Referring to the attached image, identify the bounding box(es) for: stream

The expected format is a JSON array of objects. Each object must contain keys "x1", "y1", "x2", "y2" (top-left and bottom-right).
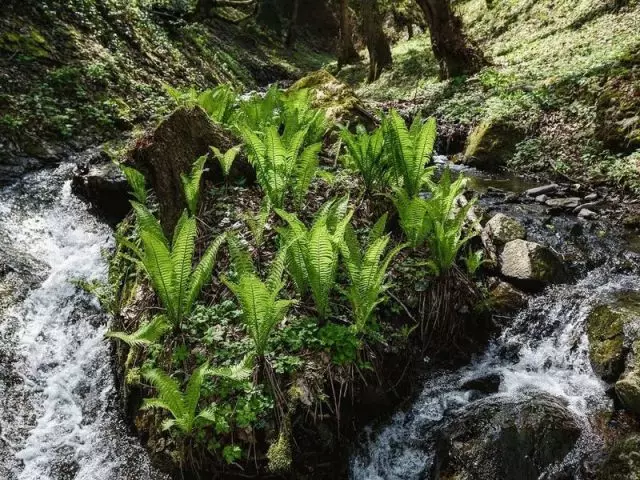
[
  {"x1": 1, "y1": 159, "x2": 639, "y2": 479},
  {"x1": 0, "y1": 163, "x2": 164, "y2": 479}
]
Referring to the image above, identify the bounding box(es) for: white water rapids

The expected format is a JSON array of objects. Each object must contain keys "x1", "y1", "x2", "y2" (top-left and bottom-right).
[
  {"x1": 351, "y1": 267, "x2": 640, "y2": 479},
  {"x1": 0, "y1": 164, "x2": 164, "y2": 480}
]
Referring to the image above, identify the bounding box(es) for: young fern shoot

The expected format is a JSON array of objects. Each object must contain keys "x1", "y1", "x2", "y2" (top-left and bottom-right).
[{"x1": 181, "y1": 154, "x2": 207, "y2": 215}]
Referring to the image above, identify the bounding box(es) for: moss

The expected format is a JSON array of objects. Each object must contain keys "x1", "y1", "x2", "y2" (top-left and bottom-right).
[
  {"x1": 597, "y1": 434, "x2": 640, "y2": 480},
  {"x1": 587, "y1": 305, "x2": 627, "y2": 382},
  {"x1": 267, "y1": 421, "x2": 292, "y2": 474},
  {"x1": 464, "y1": 119, "x2": 527, "y2": 170},
  {"x1": 0, "y1": 28, "x2": 51, "y2": 58}
]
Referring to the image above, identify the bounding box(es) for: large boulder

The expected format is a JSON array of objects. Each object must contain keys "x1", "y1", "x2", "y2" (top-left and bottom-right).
[
  {"x1": 288, "y1": 70, "x2": 376, "y2": 128},
  {"x1": 489, "y1": 280, "x2": 529, "y2": 314},
  {"x1": 616, "y1": 372, "x2": 640, "y2": 415},
  {"x1": 500, "y1": 239, "x2": 564, "y2": 289},
  {"x1": 463, "y1": 118, "x2": 526, "y2": 171},
  {"x1": 484, "y1": 213, "x2": 526, "y2": 246},
  {"x1": 71, "y1": 159, "x2": 130, "y2": 224},
  {"x1": 586, "y1": 295, "x2": 640, "y2": 383},
  {"x1": 432, "y1": 394, "x2": 582, "y2": 480},
  {"x1": 128, "y1": 106, "x2": 253, "y2": 236}
]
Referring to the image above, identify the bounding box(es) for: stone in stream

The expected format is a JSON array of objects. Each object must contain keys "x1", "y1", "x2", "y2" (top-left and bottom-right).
[
  {"x1": 586, "y1": 297, "x2": 640, "y2": 383},
  {"x1": 72, "y1": 159, "x2": 130, "y2": 224},
  {"x1": 578, "y1": 208, "x2": 599, "y2": 220},
  {"x1": 500, "y1": 239, "x2": 564, "y2": 289},
  {"x1": 535, "y1": 194, "x2": 549, "y2": 203},
  {"x1": 584, "y1": 193, "x2": 599, "y2": 202},
  {"x1": 463, "y1": 119, "x2": 526, "y2": 171},
  {"x1": 488, "y1": 281, "x2": 529, "y2": 313},
  {"x1": 484, "y1": 213, "x2": 526, "y2": 245},
  {"x1": 545, "y1": 197, "x2": 581, "y2": 209},
  {"x1": 128, "y1": 106, "x2": 254, "y2": 236},
  {"x1": 460, "y1": 373, "x2": 501, "y2": 394},
  {"x1": 0, "y1": 243, "x2": 48, "y2": 314},
  {"x1": 432, "y1": 394, "x2": 581, "y2": 480},
  {"x1": 525, "y1": 183, "x2": 559, "y2": 197}
]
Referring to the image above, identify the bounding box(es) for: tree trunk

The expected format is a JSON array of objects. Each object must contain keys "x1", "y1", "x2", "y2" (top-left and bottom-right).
[
  {"x1": 284, "y1": 0, "x2": 300, "y2": 47},
  {"x1": 407, "y1": 23, "x2": 414, "y2": 38},
  {"x1": 361, "y1": 0, "x2": 392, "y2": 82},
  {"x1": 337, "y1": 0, "x2": 360, "y2": 68},
  {"x1": 415, "y1": 0, "x2": 485, "y2": 79}
]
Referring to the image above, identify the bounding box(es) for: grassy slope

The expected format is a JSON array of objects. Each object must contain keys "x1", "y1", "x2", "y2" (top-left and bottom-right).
[
  {"x1": 336, "y1": 0, "x2": 640, "y2": 191},
  {"x1": 0, "y1": 0, "x2": 331, "y2": 158}
]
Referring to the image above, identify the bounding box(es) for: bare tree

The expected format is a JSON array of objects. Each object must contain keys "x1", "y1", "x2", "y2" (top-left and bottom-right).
[
  {"x1": 415, "y1": 0, "x2": 485, "y2": 79},
  {"x1": 337, "y1": 0, "x2": 360, "y2": 68}
]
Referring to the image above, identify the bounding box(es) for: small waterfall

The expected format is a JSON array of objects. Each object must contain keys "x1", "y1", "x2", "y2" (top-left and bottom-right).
[
  {"x1": 351, "y1": 267, "x2": 640, "y2": 479},
  {"x1": 0, "y1": 164, "x2": 165, "y2": 480}
]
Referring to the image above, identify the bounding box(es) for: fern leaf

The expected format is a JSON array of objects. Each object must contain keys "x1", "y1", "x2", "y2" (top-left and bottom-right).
[{"x1": 187, "y1": 233, "x2": 226, "y2": 311}]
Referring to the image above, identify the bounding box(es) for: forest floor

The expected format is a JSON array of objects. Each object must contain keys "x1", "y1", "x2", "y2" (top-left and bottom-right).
[{"x1": 335, "y1": 0, "x2": 640, "y2": 194}]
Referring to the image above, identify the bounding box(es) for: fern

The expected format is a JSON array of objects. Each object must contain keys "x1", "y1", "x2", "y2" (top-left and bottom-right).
[
  {"x1": 276, "y1": 197, "x2": 353, "y2": 320},
  {"x1": 125, "y1": 169, "x2": 226, "y2": 326},
  {"x1": 197, "y1": 84, "x2": 237, "y2": 125},
  {"x1": 223, "y1": 243, "x2": 296, "y2": 357},
  {"x1": 340, "y1": 125, "x2": 389, "y2": 192},
  {"x1": 238, "y1": 124, "x2": 321, "y2": 208},
  {"x1": 422, "y1": 168, "x2": 477, "y2": 275},
  {"x1": 391, "y1": 189, "x2": 430, "y2": 248},
  {"x1": 122, "y1": 166, "x2": 148, "y2": 204},
  {"x1": 106, "y1": 314, "x2": 171, "y2": 347},
  {"x1": 383, "y1": 110, "x2": 436, "y2": 198},
  {"x1": 180, "y1": 155, "x2": 207, "y2": 215},
  {"x1": 211, "y1": 145, "x2": 242, "y2": 179},
  {"x1": 243, "y1": 200, "x2": 271, "y2": 249},
  {"x1": 141, "y1": 360, "x2": 251, "y2": 436},
  {"x1": 341, "y1": 218, "x2": 405, "y2": 333}
]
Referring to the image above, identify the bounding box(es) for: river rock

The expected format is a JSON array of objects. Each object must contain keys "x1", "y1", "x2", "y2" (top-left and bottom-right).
[
  {"x1": 596, "y1": 433, "x2": 640, "y2": 480},
  {"x1": 463, "y1": 119, "x2": 526, "y2": 171},
  {"x1": 460, "y1": 373, "x2": 501, "y2": 394},
  {"x1": 489, "y1": 281, "x2": 529, "y2": 313},
  {"x1": 128, "y1": 106, "x2": 253, "y2": 236},
  {"x1": 0, "y1": 243, "x2": 47, "y2": 314},
  {"x1": 484, "y1": 213, "x2": 526, "y2": 245},
  {"x1": 71, "y1": 160, "x2": 130, "y2": 223},
  {"x1": 500, "y1": 239, "x2": 564, "y2": 288},
  {"x1": 545, "y1": 197, "x2": 581, "y2": 209},
  {"x1": 525, "y1": 184, "x2": 559, "y2": 197},
  {"x1": 578, "y1": 208, "x2": 598, "y2": 220},
  {"x1": 616, "y1": 372, "x2": 640, "y2": 415},
  {"x1": 432, "y1": 394, "x2": 581, "y2": 480},
  {"x1": 584, "y1": 193, "x2": 599, "y2": 202},
  {"x1": 535, "y1": 194, "x2": 548, "y2": 203}
]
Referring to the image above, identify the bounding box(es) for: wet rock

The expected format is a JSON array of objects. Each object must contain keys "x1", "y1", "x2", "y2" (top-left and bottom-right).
[
  {"x1": 71, "y1": 160, "x2": 130, "y2": 224},
  {"x1": 460, "y1": 373, "x2": 501, "y2": 394},
  {"x1": 489, "y1": 281, "x2": 529, "y2": 313},
  {"x1": 578, "y1": 208, "x2": 598, "y2": 220},
  {"x1": 584, "y1": 193, "x2": 599, "y2": 202},
  {"x1": 500, "y1": 239, "x2": 564, "y2": 289},
  {"x1": 288, "y1": 70, "x2": 376, "y2": 128},
  {"x1": 586, "y1": 300, "x2": 640, "y2": 382},
  {"x1": 0, "y1": 243, "x2": 47, "y2": 314},
  {"x1": 128, "y1": 106, "x2": 253, "y2": 235},
  {"x1": 485, "y1": 213, "x2": 526, "y2": 245},
  {"x1": 616, "y1": 372, "x2": 640, "y2": 415},
  {"x1": 545, "y1": 197, "x2": 581, "y2": 209},
  {"x1": 535, "y1": 194, "x2": 549, "y2": 203},
  {"x1": 432, "y1": 394, "x2": 582, "y2": 480},
  {"x1": 623, "y1": 214, "x2": 640, "y2": 230},
  {"x1": 596, "y1": 433, "x2": 640, "y2": 480},
  {"x1": 525, "y1": 184, "x2": 559, "y2": 197},
  {"x1": 463, "y1": 119, "x2": 526, "y2": 171}
]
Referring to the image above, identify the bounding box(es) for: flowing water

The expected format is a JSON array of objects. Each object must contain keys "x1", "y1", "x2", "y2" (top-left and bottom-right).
[
  {"x1": 351, "y1": 263, "x2": 640, "y2": 479},
  {"x1": 0, "y1": 164, "x2": 164, "y2": 480}
]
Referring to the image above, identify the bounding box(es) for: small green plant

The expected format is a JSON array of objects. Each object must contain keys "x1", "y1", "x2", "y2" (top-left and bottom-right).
[
  {"x1": 223, "y1": 239, "x2": 297, "y2": 359},
  {"x1": 210, "y1": 145, "x2": 242, "y2": 180},
  {"x1": 340, "y1": 125, "x2": 389, "y2": 192},
  {"x1": 181, "y1": 155, "x2": 207, "y2": 215},
  {"x1": 463, "y1": 249, "x2": 486, "y2": 275},
  {"x1": 239, "y1": 124, "x2": 321, "y2": 208},
  {"x1": 341, "y1": 215, "x2": 406, "y2": 333},
  {"x1": 141, "y1": 361, "x2": 251, "y2": 436},
  {"x1": 165, "y1": 84, "x2": 237, "y2": 125},
  {"x1": 276, "y1": 197, "x2": 353, "y2": 320},
  {"x1": 383, "y1": 110, "x2": 437, "y2": 198},
  {"x1": 106, "y1": 314, "x2": 171, "y2": 347}
]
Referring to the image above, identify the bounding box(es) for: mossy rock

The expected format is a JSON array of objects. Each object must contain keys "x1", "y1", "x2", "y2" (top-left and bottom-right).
[
  {"x1": 463, "y1": 119, "x2": 526, "y2": 171},
  {"x1": 597, "y1": 433, "x2": 640, "y2": 480},
  {"x1": 587, "y1": 292, "x2": 640, "y2": 383},
  {"x1": 0, "y1": 28, "x2": 51, "y2": 59},
  {"x1": 288, "y1": 70, "x2": 375, "y2": 128}
]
